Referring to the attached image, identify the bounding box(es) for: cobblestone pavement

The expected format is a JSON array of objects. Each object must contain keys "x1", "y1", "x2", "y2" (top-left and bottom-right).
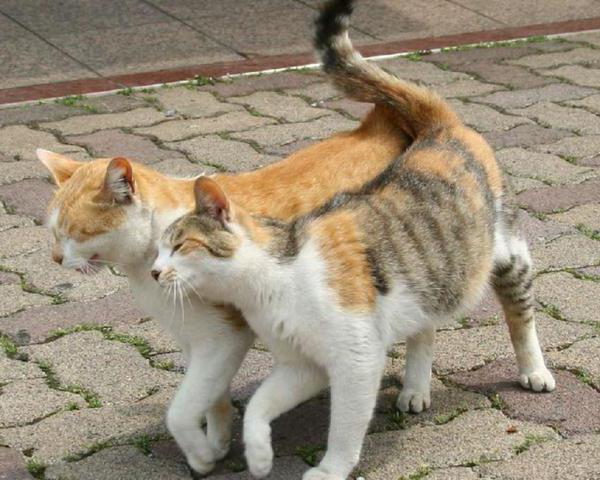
[{"x1": 1, "y1": 33, "x2": 600, "y2": 480}]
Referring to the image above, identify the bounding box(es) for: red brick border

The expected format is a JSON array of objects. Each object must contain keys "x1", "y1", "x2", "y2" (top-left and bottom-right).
[{"x1": 2, "y1": 17, "x2": 600, "y2": 105}]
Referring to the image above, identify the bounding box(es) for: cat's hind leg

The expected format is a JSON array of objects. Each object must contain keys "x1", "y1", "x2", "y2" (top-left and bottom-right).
[
  {"x1": 397, "y1": 325, "x2": 435, "y2": 413},
  {"x1": 493, "y1": 223, "x2": 555, "y2": 392},
  {"x1": 244, "y1": 362, "x2": 328, "y2": 478}
]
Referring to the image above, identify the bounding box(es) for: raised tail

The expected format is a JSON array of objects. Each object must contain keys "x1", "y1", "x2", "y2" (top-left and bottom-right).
[{"x1": 315, "y1": 0, "x2": 460, "y2": 139}]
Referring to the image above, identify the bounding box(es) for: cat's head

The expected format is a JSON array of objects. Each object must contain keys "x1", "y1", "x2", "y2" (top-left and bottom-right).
[
  {"x1": 152, "y1": 177, "x2": 252, "y2": 299},
  {"x1": 38, "y1": 149, "x2": 154, "y2": 273}
]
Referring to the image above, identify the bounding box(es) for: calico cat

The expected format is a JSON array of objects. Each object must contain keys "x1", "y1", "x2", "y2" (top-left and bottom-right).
[
  {"x1": 152, "y1": 1, "x2": 555, "y2": 478},
  {"x1": 37, "y1": 46, "x2": 413, "y2": 477}
]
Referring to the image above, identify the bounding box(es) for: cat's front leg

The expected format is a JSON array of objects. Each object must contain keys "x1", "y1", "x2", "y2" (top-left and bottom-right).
[
  {"x1": 305, "y1": 351, "x2": 386, "y2": 480},
  {"x1": 168, "y1": 329, "x2": 253, "y2": 474},
  {"x1": 397, "y1": 326, "x2": 435, "y2": 413},
  {"x1": 244, "y1": 363, "x2": 327, "y2": 478}
]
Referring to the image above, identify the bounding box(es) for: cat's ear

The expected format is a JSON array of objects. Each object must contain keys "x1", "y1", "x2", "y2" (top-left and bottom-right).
[
  {"x1": 36, "y1": 149, "x2": 83, "y2": 186},
  {"x1": 102, "y1": 157, "x2": 135, "y2": 204},
  {"x1": 194, "y1": 177, "x2": 230, "y2": 224}
]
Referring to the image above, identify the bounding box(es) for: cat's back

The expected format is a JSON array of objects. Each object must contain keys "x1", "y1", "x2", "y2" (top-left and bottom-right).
[{"x1": 305, "y1": 124, "x2": 500, "y2": 318}]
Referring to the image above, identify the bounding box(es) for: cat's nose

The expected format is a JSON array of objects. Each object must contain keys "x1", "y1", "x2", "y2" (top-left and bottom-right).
[
  {"x1": 151, "y1": 269, "x2": 161, "y2": 281},
  {"x1": 52, "y1": 252, "x2": 64, "y2": 265}
]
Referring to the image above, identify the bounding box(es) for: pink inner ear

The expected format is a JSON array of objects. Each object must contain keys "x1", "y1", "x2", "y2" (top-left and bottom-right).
[
  {"x1": 194, "y1": 177, "x2": 230, "y2": 222},
  {"x1": 109, "y1": 157, "x2": 135, "y2": 193}
]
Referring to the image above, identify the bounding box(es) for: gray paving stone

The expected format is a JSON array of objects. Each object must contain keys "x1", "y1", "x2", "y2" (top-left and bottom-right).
[
  {"x1": 150, "y1": 87, "x2": 242, "y2": 118},
  {"x1": 41, "y1": 108, "x2": 166, "y2": 135},
  {"x1": 0, "y1": 284, "x2": 52, "y2": 317},
  {"x1": 166, "y1": 135, "x2": 279, "y2": 171},
  {"x1": 321, "y1": 99, "x2": 373, "y2": 119},
  {"x1": 532, "y1": 234, "x2": 600, "y2": 273},
  {"x1": 568, "y1": 30, "x2": 600, "y2": 47},
  {"x1": 508, "y1": 48, "x2": 600, "y2": 69},
  {"x1": 75, "y1": 94, "x2": 147, "y2": 114},
  {"x1": 510, "y1": 101, "x2": 600, "y2": 134},
  {"x1": 358, "y1": 409, "x2": 557, "y2": 480},
  {"x1": 0, "y1": 178, "x2": 55, "y2": 222},
  {"x1": 25, "y1": 331, "x2": 180, "y2": 406},
  {"x1": 0, "y1": 160, "x2": 53, "y2": 185},
  {"x1": 135, "y1": 111, "x2": 276, "y2": 142},
  {"x1": 565, "y1": 93, "x2": 600, "y2": 114},
  {"x1": 286, "y1": 82, "x2": 340, "y2": 102},
  {"x1": 0, "y1": 103, "x2": 91, "y2": 127},
  {"x1": 2, "y1": 386, "x2": 174, "y2": 463},
  {"x1": 505, "y1": 175, "x2": 547, "y2": 195},
  {"x1": 65, "y1": 129, "x2": 183, "y2": 164},
  {"x1": 45, "y1": 445, "x2": 192, "y2": 480},
  {"x1": 117, "y1": 319, "x2": 179, "y2": 355},
  {"x1": 516, "y1": 210, "x2": 574, "y2": 247},
  {"x1": 432, "y1": 314, "x2": 593, "y2": 374},
  {"x1": 549, "y1": 204, "x2": 600, "y2": 230},
  {"x1": 517, "y1": 179, "x2": 600, "y2": 213},
  {"x1": 449, "y1": 100, "x2": 531, "y2": 132},
  {"x1": 533, "y1": 134, "x2": 600, "y2": 160},
  {"x1": 435, "y1": 79, "x2": 505, "y2": 99},
  {"x1": 541, "y1": 64, "x2": 600, "y2": 87},
  {"x1": 211, "y1": 455, "x2": 308, "y2": 479},
  {"x1": 0, "y1": 290, "x2": 141, "y2": 346},
  {"x1": 423, "y1": 45, "x2": 544, "y2": 70},
  {"x1": 230, "y1": 114, "x2": 359, "y2": 147},
  {"x1": 0, "y1": 447, "x2": 33, "y2": 480},
  {"x1": 0, "y1": 378, "x2": 86, "y2": 428},
  {"x1": 496, "y1": 148, "x2": 594, "y2": 185},
  {"x1": 1, "y1": 247, "x2": 128, "y2": 302},
  {"x1": 378, "y1": 57, "x2": 471, "y2": 85},
  {"x1": 0, "y1": 125, "x2": 84, "y2": 162},
  {"x1": 231, "y1": 348, "x2": 273, "y2": 402},
  {"x1": 483, "y1": 124, "x2": 571, "y2": 150},
  {"x1": 427, "y1": 467, "x2": 479, "y2": 480},
  {"x1": 151, "y1": 157, "x2": 215, "y2": 177},
  {"x1": 452, "y1": 62, "x2": 556, "y2": 89},
  {"x1": 0, "y1": 270, "x2": 20, "y2": 285},
  {"x1": 0, "y1": 351, "x2": 44, "y2": 383},
  {"x1": 475, "y1": 84, "x2": 595, "y2": 109},
  {"x1": 450, "y1": 360, "x2": 600, "y2": 436},
  {"x1": 0, "y1": 209, "x2": 34, "y2": 233},
  {"x1": 0, "y1": 225, "x2": 50, "y2": 258},
  {"x1": 535, "y1": 272, "x2": 600, "y2": 324},
  {"x1": 547, "y1": 338, "x2": 600, "y2": 389},
  {"x1": 201, "y1": 72, "x2": 322, "y2": 98},
  {"x1": 478, "y1": 434, "x2": 600, "y2": 480},
  {"x1": 229, "y1": 91, "x2": 332, "y2": 123}
]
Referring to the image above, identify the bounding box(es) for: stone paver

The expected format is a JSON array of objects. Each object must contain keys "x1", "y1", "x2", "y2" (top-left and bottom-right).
[
  {"x1": 24, "y1": 331, "x2": 180, "y2": 406},
  {"x1": 478, "y1": 434, "x2": 600, "y2": 480},
  {"x1": 432, "y1": 313, "x2": 593, "y2": 374},
  {"x1": 41, "y1": 108, "x2": 166, "y2": 135},
  {"x1": 449, "y1": 100, "x2": 531, "y2": 132},
  {"x1": 536, "y1": 272, "x2": 600, "y2": 324},
  {"x1": 0, "y1": 378, "x2": 86, "y2": 428},
  {"x1": 166, "y1": 135, "x2": 279, "y2": 171},
  {"x1": 1, "y1": 38, "x2": 599, "y2": 479},
  {"x1": 151, "y1": 88, "x2": 243, "y2": 118},
  {"x1": 65, "y1": 129, "x2": 184, "y2": 163},
  {"x1": 45, "y1": 445, "x2": 192, "y2": 480},
  {"x1": 0, "y1": 447, "x2": 33, "y2": 480},
  {"x1": 229, "y1": 91, "x2": 333, "y2": 122},
  {"x1": 358, "y1": 409, "x2": 557, "y2": 479},
  {"x1": 541, "y1": 65, "x2": 600, "y2": 87},
  {"x1": 495, "y1": 148, "x2": 595, "y2": 185},
  {"x1": 135, "y1": 111, "x2": 276, "y2": 142},
  {"x1": 450, "y1": 360, "x2": 600, "y2": 436},
  {"x1": 510, "y1": 101, "x2": 600, "y2": 134}
]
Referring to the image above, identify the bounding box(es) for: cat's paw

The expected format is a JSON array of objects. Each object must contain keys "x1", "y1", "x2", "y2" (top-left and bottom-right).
[
  {"x1": 245, "y1": 438, "x2": 273, "y2": 478},
  {"x1": 187, "y1": 455, "x2": 216, "y2": 476},
  {"x1": 302, "y1": 467, "x2": 344, "y2": 480},
  {"x1": 519, "y1": 368, "x2": 556, "y2": 392},
  {"x1": 397, "y1": 388, "x2": 431, "y2": 413}
]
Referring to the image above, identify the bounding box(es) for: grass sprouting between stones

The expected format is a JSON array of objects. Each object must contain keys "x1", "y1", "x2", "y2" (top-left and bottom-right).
[
  {"x1": 37, "y1": 359, "x2": 102, "y2": 408},
  {"x1": 26, "y1": 458, "x2": 46, "y2": 479}
]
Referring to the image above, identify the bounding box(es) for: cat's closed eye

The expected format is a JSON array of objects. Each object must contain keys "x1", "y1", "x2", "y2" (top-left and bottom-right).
[{"x1": 172, "y1": 243, "x2": 183, "y2": 255}]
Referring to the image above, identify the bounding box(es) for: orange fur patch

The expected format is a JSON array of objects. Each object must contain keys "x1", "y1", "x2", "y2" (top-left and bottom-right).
[{"x1": 309, "y1": 211, "x2": 376, "y2": 312}]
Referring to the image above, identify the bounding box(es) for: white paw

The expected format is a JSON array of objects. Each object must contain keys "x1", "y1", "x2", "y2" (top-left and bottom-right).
[
  {"x1": 397, "y1": 388, "x2": 431, "y2": 413},
  {"x1": 211, "y1": 441, "x2": 230, "y2": 462},
  {"x1": 245, "y1": 438, "x2": 273, "y2": 478},
  {"x1": 302, "y1": 467, "x2": 344, "y2": 480},
  {"x1": 187, "y1": 455, "x2": 216, "y2": 475},
  {"x1": 208, "y1": 429, "x2": 231, "y2": 461},
  {"x1": 519, "y1": 368, "x2": 556, "y2": 392}
]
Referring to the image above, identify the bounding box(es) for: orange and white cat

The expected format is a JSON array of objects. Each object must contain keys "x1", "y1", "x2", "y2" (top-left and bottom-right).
[
  {"x1": 38, "y1": 76, "x2": 411, "y2": 475},
  {"x1": 152, "y1": 1, "x2": 555, "y2": 479}
]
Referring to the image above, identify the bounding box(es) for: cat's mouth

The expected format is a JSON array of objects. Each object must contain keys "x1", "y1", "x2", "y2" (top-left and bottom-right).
[{"x1": 76, "y1": 254, "x2": 102, "y2": 274}]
